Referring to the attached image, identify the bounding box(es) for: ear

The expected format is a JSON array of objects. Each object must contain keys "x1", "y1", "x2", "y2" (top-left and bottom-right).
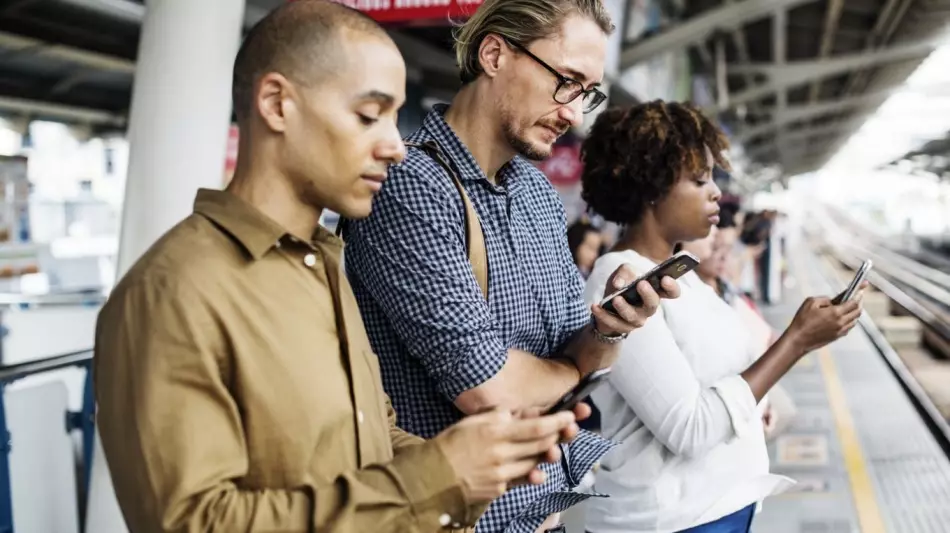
[
  {"x1": 478, "y1": 33, "x2": 508, "y2": 79},
  {"x1": 255, "y1": 72, "x2": 293, "y2": 133}
]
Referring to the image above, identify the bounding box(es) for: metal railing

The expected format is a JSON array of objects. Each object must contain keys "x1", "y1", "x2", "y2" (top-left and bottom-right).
[
  {"x1": 0, "y1": 349, "x2": 94, "y2": 533},
  {"x1": 0, "y1": 291, "x2": 105, "y2": 309},
  {"x1": 810, "y1": 208, "x2": 950, "y2": 457}
]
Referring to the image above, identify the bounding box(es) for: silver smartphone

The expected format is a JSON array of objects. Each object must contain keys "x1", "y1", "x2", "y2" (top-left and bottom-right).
[{"x1": 832, "y1": 259, "x2": 872, "y2": 305}]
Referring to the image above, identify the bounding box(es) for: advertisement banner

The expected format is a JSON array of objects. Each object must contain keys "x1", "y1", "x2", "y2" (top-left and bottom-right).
[
  {"x1": 223, "y1": 124, "x2": 239, "y2": 187},
  {"x1": 536, "y1": 136, "x2": 587, "y2": 223},
  {"x1": 327, "y1": 0, "x2": 483, "y2": 23},
  {"x1": 537, "y1": 139, "x2": 583, "y2": 187}
]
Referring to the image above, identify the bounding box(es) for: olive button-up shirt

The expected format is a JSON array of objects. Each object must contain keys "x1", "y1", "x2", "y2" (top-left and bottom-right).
[{"x1": 94, "y1": 189, "x2": 477, "y2": 532}]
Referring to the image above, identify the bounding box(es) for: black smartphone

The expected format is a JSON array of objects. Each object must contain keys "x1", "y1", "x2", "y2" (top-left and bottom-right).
[
  {"x1": 544, "y1": 368, "x2": 612, "y2": 415},
  {"x1": 600, "y1": 250, "x2": 700, "y2": 314},
  {"x1": 831, "y1": 259, "x2": 872, "y2": 305}
]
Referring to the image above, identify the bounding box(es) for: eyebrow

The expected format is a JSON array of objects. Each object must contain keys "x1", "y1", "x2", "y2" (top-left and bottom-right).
[
  {"x1": 355, "y1": 90, "x2": 395, "y2": 106},
  {"x1": 560, "y1": 65, "x2": 601, "y2": 88}
]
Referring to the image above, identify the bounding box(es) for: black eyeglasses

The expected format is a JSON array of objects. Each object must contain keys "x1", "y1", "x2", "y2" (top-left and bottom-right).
[{"x1": 506, "y1": 39, "x2": 607, "y2": 114}]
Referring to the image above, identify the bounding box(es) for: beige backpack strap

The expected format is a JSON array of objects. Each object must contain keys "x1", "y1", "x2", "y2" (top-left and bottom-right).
[
  {"x1": 407, "y1": 141, "x2": 489, "y2": 300},
  {"x1": 448, "y1": 168, "x2": 489, "y2": 300}
]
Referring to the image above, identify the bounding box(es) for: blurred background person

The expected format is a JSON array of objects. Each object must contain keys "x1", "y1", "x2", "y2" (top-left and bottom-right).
[
  {"x1": 688, "y1": 214, "x2": 797, "y2": 441},
  {"x1": 567, "y1": 216, "x2": 605, "y2": 280}
]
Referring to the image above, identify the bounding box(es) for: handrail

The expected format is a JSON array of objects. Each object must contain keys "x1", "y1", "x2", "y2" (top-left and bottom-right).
[
  {"x1": 822, "y1": 205, "x2": 950, "y2": 289},
  {"x1": 0, "y1": 349, "x2": 93, "y2": 384},
  {"x1": 816, "y1": 222, "x2": 950, "y2": 346},
  {"x1": 0, "y1": 291, "x2": 105, "y2": 307},
  {"x1": 812, "y1": 248, "x2": 950, "y2": 457},
  {"x1": 838, "y1": 243, "x2": 950, "y2": 321}
]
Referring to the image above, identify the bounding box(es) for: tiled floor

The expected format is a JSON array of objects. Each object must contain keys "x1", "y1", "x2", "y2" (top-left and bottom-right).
[{"x1": 560, "y1": 244, "x2": 950, "y2": 532}]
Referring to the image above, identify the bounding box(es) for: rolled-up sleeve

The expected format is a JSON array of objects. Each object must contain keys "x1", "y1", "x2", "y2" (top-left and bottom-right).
[
  {"x1": 344, "y1": 163, "x2": 507, "y2": 401},
  {"x1": 94, "y1": 276, "x2": 474, "y2": 532}
]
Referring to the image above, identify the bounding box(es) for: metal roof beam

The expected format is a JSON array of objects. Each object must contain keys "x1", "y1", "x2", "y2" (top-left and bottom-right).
[
  {"x1": 56, "y1": 0, "x2": 269, "y2": 29},
  {"x1": 619, "y1": 0, "x2": 818, "y2": 69},
  {"x1": 746, "y1": 118, "x2": 866, "y2": 157},
  {"x1": 809, "y1": 0, "x2": 846, "y2": 102},
  {"x1": 729, "y1": 38, "x2": 939, "y2": 80},
  {"x1": 734, "y1": 80, "x2": 950, "y2": 142},
  {"x1": 0, "y1": 31, "x2": 135, "y2": 74},
  {"x1": 725, "y1": 37, "x2": 941, "y2": 108},
  {"x1": 736, "y1": 91, "x2": 889, "y2": 142},
  {"x1": 0, "y1": 95, "x2": 126, "y2": 126}
]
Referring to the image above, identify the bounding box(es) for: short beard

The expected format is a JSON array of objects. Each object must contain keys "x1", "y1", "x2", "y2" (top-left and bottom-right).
[{"x1": 501, "y1": 109, "x2": 553, "y2": 162}]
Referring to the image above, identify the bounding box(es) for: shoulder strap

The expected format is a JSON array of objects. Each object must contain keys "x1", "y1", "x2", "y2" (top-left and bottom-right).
[
  {"x1": 405, "y1": 140, "x2": 488, "y2": 301},
  {"x1": 334, "y1": 141, "x2": 489, "y2": 300}
]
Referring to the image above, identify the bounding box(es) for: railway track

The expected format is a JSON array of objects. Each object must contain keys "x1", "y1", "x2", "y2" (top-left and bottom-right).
[{"x1": 805, "y1": 204, "x2": 950, "y2": 454}]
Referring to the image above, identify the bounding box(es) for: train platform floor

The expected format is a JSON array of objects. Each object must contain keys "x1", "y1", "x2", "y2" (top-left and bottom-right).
[{"x1": 561, "y1": 241, "x2": 950, "y2": 533}]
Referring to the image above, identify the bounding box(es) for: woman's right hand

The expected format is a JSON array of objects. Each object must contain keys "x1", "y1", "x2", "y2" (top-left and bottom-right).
[{"x1": 786, "y1": 295, "x2": 863, "y2": 354}]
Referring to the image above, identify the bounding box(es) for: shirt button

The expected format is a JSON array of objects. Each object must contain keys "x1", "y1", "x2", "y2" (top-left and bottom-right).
[
  {"x1": 303, "y1": 253, "x2": 317, "y2": 267},
  {"x1": 274, "y1": 240, "x2": 281, "y2": 248},
  {"x1": 439, "y1": 514, "x2": 451, "y2": 527},
  {"x1": 452, "y1": 522, "x2": 461, "y2": 528},
  {"x1": 357, "y1": 410, "x2": 365, "y2": 424}
]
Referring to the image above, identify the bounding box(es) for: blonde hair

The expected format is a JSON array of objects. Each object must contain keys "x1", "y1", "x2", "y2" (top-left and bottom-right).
[{"x1": 453, "y1": 0, "x2": 614, "y2": 84}]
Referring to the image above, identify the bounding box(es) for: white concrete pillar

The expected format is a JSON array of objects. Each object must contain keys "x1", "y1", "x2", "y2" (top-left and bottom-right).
[
  {"x1": 115, "y1": 0, "x2": 245, "y2": 277},
  {"x1": 86, "y1": 1, "x2": 245, "y2": 532},
  {"x1": 579, "y1": 0, "x2": 627, "y2": 135}
]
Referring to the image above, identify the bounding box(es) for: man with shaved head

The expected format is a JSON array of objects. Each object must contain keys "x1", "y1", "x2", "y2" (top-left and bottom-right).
[{"x1": 94, "y1": 2, "x2": 586, "y2": 531}]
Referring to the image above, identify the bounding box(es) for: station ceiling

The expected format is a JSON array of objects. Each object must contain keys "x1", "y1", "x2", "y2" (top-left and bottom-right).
[{"x1": 0, "y1": 0, "x2": 948, "y2": 178}]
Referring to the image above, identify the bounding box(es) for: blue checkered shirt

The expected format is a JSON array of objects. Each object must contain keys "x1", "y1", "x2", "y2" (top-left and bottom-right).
[{"x1": 342, "y1": 105, "x2": 616, "y2": 533}]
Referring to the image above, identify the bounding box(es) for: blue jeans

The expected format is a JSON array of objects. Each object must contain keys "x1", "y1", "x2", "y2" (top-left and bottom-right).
[{"x1": 676, "y1": 504, "x2": 756, "y2": 533}]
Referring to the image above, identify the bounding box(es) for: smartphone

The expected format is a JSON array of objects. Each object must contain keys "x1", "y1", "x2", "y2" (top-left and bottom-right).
[
  {"x1": 544, "y1": 368, "x2": 612, "y2": 415},
  {"x1": 831, "y1": 259, "x2": 872, "y2": 305},
  {"x1": 600, "y1": 250, "x2": 700, "y2": 314}
]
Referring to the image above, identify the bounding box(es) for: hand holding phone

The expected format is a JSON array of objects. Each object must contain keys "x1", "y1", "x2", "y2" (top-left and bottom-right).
[
  {"x1": 600, "y1": 251, "x2": 699, "y2": 315},
  {"x1": 831, "y1": 259, "x2": 872, "y2": 305},
  {"x1": 544, "y1": 368, "x2": 612, "y2": 416}
]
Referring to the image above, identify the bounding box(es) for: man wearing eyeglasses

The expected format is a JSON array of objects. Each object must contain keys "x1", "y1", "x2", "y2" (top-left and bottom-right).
[{"x1": 341, "y1": 1, "x2": 679, "y2": 532}]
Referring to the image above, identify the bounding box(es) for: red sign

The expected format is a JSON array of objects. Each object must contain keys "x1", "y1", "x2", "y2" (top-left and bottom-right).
[
  {"x1": 328, "y1": 0, "x2": 483, "y2": 23},
  {"x1": 538, "y1": 143, "x2": 583, "y2": 186},
  {"x1": 223, "y1": 124, "x2": 239, "y2": 186}
]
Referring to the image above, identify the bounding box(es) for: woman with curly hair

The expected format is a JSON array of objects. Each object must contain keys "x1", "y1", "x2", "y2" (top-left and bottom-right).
[{"x1": 578, "y1": 101, "x2": 867, "y2": 533}]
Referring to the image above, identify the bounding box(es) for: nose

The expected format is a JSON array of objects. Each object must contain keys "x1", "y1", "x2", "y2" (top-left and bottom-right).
[
  {"x1": 377, "y1": 124, "x2": 406, "y2": 165},
  {"x1": 710, "y1": 178, "x2": 722, "y2": 203},
  {"x1": 559, "y1": 99, "x2": 584, "y2": 128}
]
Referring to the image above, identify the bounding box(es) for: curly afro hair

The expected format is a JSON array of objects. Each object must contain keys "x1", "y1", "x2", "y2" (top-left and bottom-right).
[{"x1": 580, "y1": 100, "x2": 731, "y2": 225}]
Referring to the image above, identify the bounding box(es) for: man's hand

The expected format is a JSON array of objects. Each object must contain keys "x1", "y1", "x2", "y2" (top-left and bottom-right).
[
  {"x1": 434, "y1": 409, "x2": 577, "y2": 503},
  {"x1": 515, "y1": 403, "x2": 590, "y2": 444},
  {"x1": 592, "y1": 263, "x2": 680, "y2": 337}
]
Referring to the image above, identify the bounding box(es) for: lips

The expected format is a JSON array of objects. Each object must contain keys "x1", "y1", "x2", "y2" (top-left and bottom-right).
[
  {"x1": 539, "y1": 122, "x2": 568, "y2": 139},
  {"x1": 361, "y1": 174, "x2": 387, "y2": 192},
  {"x1": 708, "y1": 210, "x2": 721, "y2": 224}
]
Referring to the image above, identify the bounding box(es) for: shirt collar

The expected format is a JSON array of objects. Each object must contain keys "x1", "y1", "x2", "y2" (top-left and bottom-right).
[
  {"x1": 421, "y1": 104, "x2": 525, "y2": 187},
  {"x1": 192, "y1": 188, "x2": 290, "y2": 260}
]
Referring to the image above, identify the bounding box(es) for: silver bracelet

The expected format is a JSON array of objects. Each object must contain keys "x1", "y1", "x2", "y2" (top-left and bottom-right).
[{"x1": 590, "y1": 316, "x2": 628, "y2": 344}]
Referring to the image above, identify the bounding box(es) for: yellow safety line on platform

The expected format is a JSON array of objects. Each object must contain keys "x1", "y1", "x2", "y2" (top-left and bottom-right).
[
  {"x1": 794, "y1": 251, "x2": 887, "y2": 533},
  {"x1": 816, "y1": 348, "x2": 887, "y2": 533}
]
